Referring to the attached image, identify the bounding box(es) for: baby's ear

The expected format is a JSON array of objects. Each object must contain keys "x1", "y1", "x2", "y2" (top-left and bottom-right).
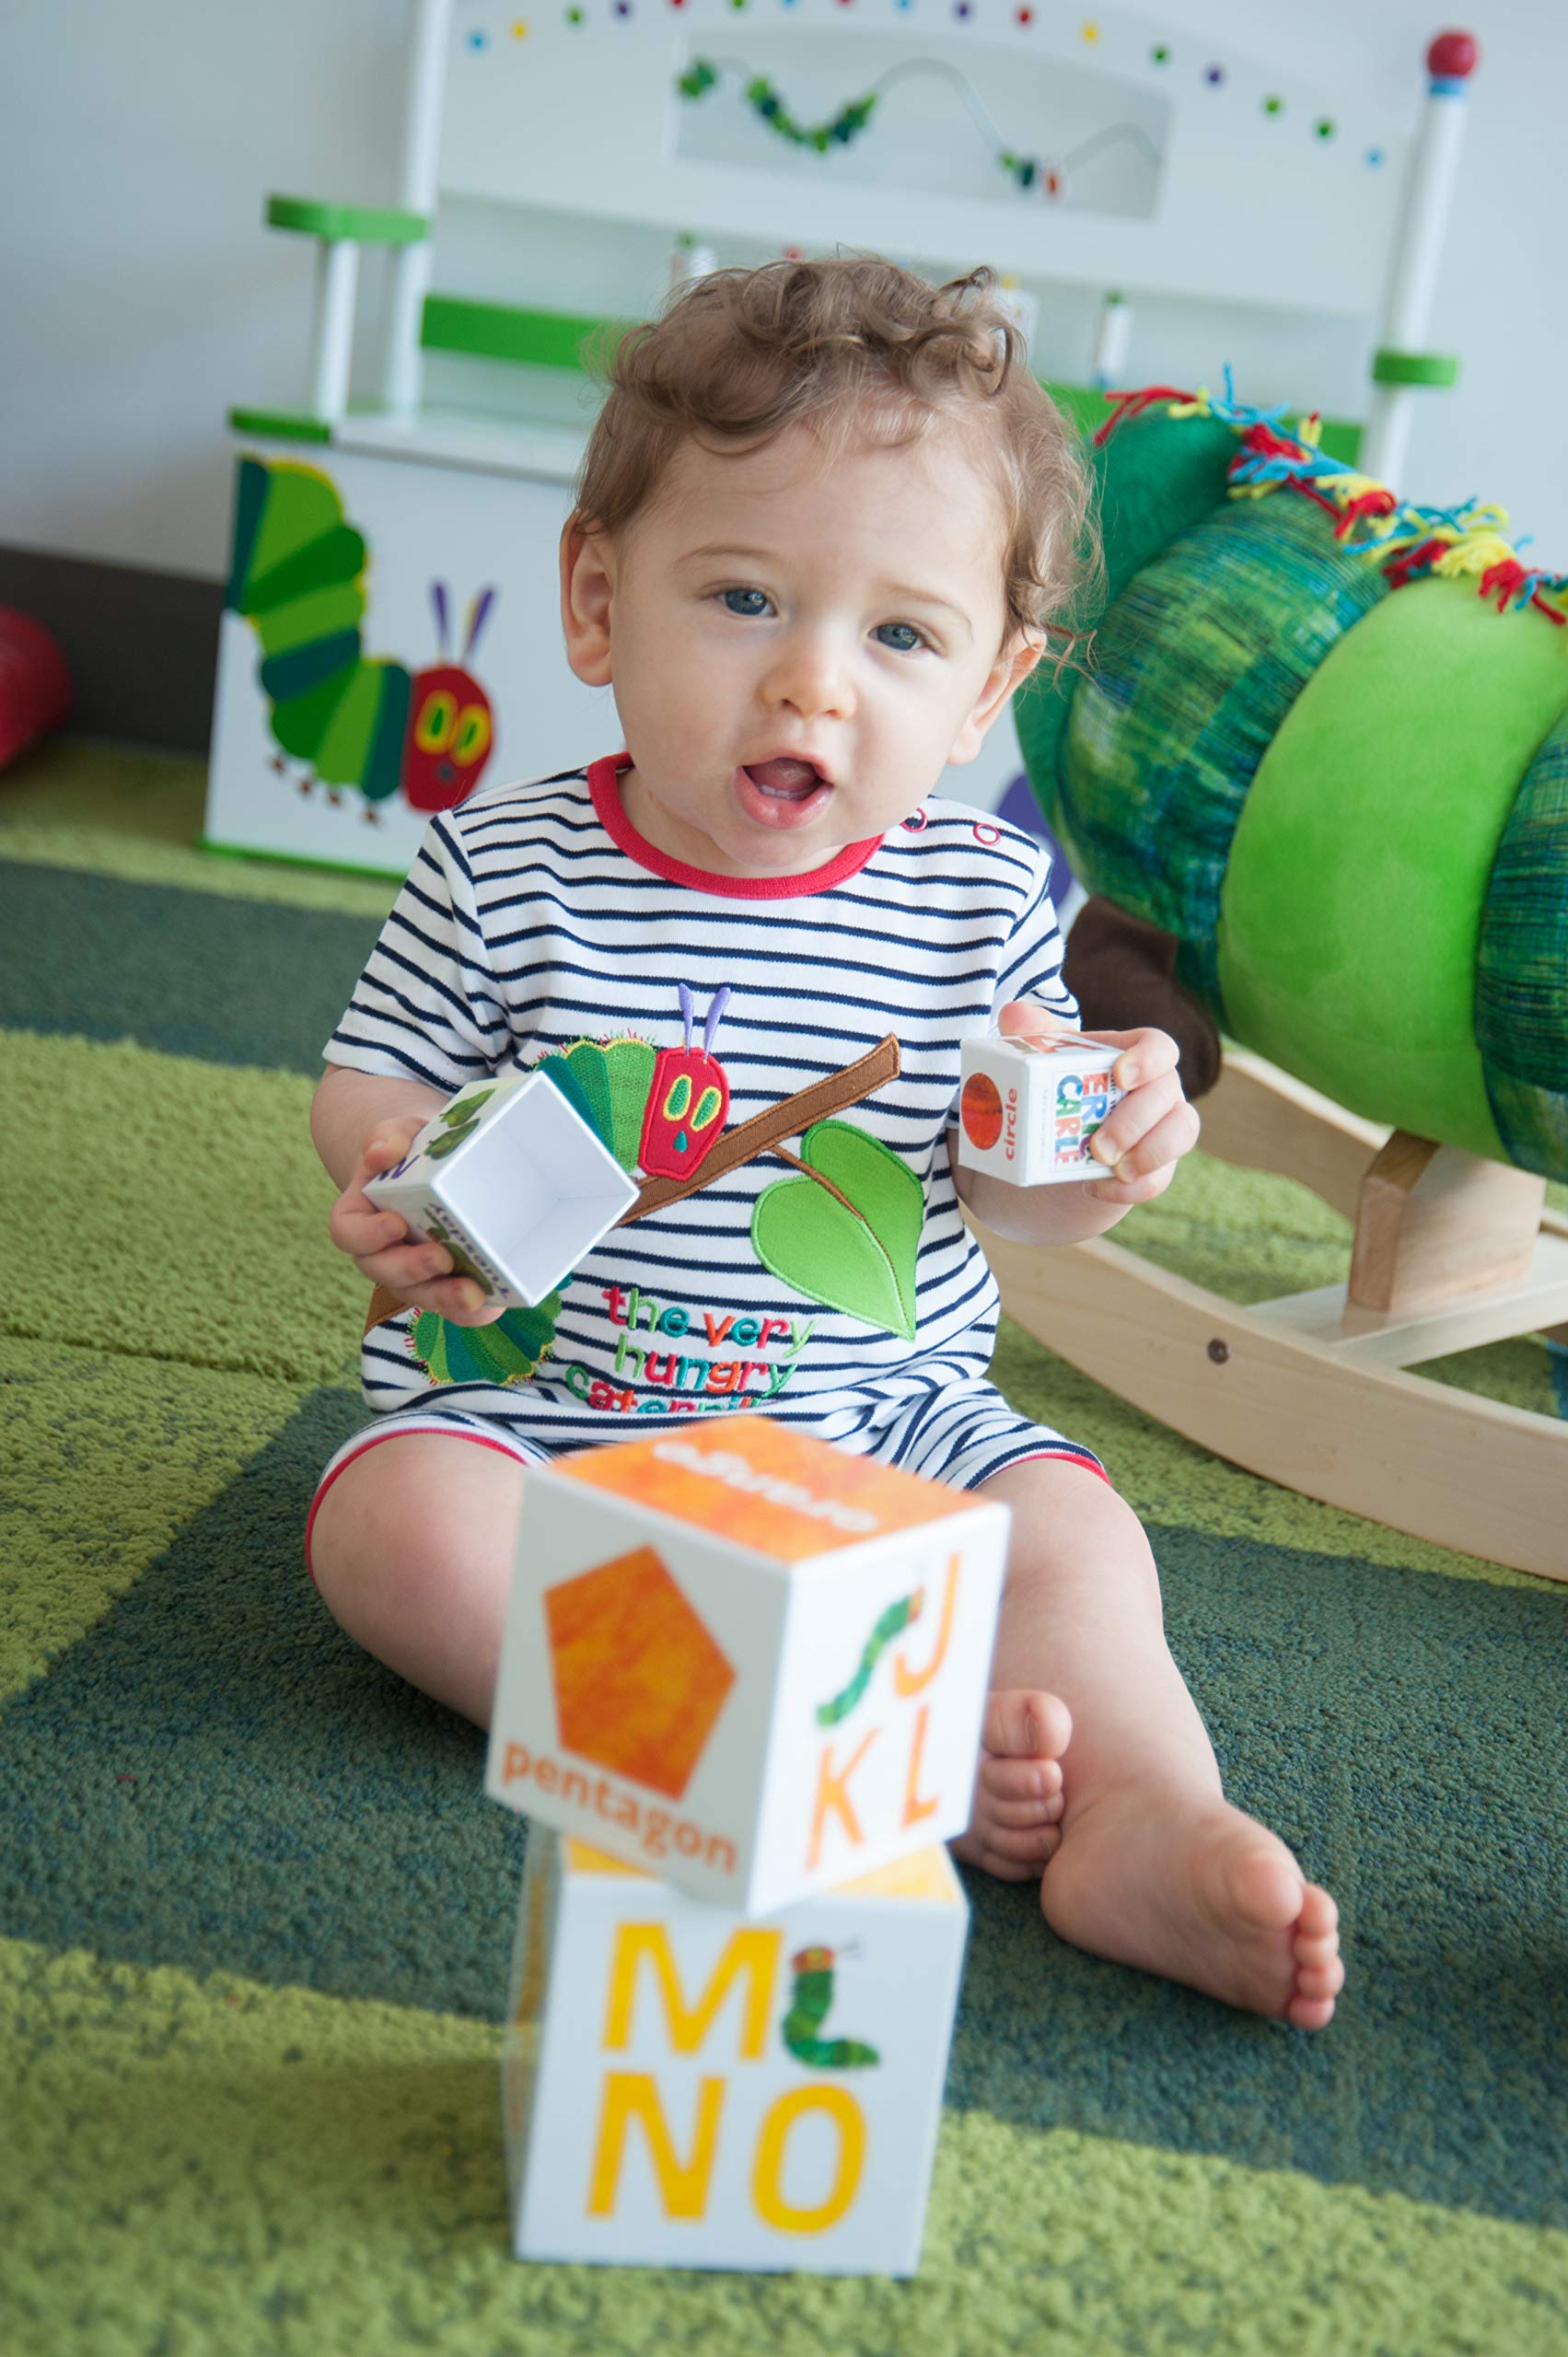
[
  {"x1": 560, "y1": 522, "x2": 616, "y2": 687},
  {"x1": 947, "y1": 631, "x2": 1044, "y2": 766}
]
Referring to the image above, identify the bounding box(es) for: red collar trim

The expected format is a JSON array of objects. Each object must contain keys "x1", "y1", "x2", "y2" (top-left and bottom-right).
[{"x1": 587, "y1": 754, "x2": 883, "y2": 900}]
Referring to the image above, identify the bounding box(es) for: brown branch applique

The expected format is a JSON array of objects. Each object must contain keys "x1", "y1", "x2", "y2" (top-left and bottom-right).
[
  {"x1": 364, "y1": 1035, "x2": 902, "y2": 1336},
  {"x1": 616, "y1": 1034, "x2": 900, "y2": 1223}
]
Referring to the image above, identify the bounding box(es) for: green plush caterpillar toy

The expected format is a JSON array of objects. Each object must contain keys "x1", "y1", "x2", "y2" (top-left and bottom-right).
[{"x1": 1017, "y1": 381, "x2": 1568, "y2": 1184}]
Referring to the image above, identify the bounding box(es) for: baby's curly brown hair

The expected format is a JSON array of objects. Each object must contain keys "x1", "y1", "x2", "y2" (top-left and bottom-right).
[{"x1": 570, "y1": 254, "x2": 1098, "y2": 650}]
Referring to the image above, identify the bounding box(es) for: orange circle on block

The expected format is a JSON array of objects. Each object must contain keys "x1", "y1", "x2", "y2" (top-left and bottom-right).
[{"x1": 960, "y1": 1071, "x2": 1004, "y2": 1148}]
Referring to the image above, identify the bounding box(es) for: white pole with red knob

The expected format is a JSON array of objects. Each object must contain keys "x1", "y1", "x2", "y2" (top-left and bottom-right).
[{"x1": 1360, "y1": 29, "x2": 1479, "y2": 487}]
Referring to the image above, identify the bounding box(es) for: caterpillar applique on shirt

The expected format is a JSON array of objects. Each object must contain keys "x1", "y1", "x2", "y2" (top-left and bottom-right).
[{"x1": 323, "y1": 753, "x2": 1087, "y2": 1469}]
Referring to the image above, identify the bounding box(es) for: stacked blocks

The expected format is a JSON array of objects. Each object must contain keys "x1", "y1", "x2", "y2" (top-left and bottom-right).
[{"x1": 485, "y1": 1415, "x2": 1010, "y2": 2272}]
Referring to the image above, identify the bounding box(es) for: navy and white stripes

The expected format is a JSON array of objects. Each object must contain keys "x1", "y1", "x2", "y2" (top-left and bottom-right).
[{"x1": 322, "y1": 759, "x2": 1100, "y2": 1482}]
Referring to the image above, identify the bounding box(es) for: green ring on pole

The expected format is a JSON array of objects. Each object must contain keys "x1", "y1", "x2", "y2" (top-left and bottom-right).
[
  {"x1": 265, "y1": 195, "x2": 429, "y2": 246},
  {"x1": 1372, "y1": 348, "x2": 1461, "y2": 388},
  {"x1": 227, "y1": 408, "x2": 333, "y2": 445}
]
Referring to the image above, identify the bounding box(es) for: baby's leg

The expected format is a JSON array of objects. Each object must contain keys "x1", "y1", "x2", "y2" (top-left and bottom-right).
[
  {"x1": 308, "y1": 1434, "x2": 526, "y2": 1726},
  {"x1": 954, "y1": 1459, "x2": 1343, "y2": 2029}
]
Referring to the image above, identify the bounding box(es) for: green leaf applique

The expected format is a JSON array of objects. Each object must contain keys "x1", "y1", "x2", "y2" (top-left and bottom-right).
[{"x1": 750, "y1": 1121, "x2": 923, "y2": 1339}]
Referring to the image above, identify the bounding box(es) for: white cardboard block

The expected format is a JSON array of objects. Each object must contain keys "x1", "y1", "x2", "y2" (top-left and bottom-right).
[
  {"x1": 502, "y1": 1832, "x2": 969, "y2": 2274},
  {"x1": 956, "y1": 1026, "x2": 1125, "y2": 1186},
  {"x1": 484, "y1": 1417, "x2": 1008, "y2": 1913},
  {"x1": 365, "y1": 1068, "x2": 638, "y2": 1310}
]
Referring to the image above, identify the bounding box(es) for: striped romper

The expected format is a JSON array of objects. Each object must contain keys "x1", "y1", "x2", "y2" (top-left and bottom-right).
[{"x1": 309, "y1": 755, "x2": 1108, "y2": 1540}]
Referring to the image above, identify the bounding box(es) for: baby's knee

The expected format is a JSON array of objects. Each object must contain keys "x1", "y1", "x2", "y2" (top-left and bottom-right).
[
  {"x1": 986, "y1": 1457, "x2": 1163, "y2": 1596},
  {"x1": 308, "y1": 1435, "x2": 523, "y2": 1635},
  {"x1": 311, "y1": 1474, "x2": 424, "y2": 1637}
]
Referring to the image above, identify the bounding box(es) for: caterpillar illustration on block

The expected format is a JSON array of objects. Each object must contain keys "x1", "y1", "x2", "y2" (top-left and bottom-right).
[
  {"x1": 425, "y1": 1087, "x2": 495, "y2": 1160},
  {"x1": 780, "y1": 1945, "x2": 881, "y2": 2070},
  {"x1": 225, "y1": 456, "x2": 498, "y2": 820},
  {"x1": 815, "y1": 1588, "x2": 924, "y2": 1727}
]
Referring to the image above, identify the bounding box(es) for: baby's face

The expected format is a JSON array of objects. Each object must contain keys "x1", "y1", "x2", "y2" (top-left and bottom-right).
[{"x1": 565, "y1": 417, "x2": 1034, "y2": 877}]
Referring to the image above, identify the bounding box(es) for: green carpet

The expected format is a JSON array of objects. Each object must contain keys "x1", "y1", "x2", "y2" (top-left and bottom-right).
[{"x1": 4, "y1": 738, "x2": 1566, "y2": 2355}]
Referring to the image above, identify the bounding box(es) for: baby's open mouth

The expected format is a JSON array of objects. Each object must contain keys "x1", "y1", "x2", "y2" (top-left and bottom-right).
[
  {"x1": 743, "y1": 758, "x2": 827, "y2": 802},
  {"x1": 735, "y1": 758, "x2": 834, "y2": 832}
]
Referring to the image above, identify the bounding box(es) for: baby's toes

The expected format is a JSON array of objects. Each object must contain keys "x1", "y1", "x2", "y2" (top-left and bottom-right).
[
  {"x1": 962, "y1": 1822, "x2": 1062, "y2": 1880},
  {"x1": 1295, "y1": 1885, "x2": 1339, "y2": 1945},
  {"x1": 1289, "y1": 1886, "x2": 1343, "y2": 2026},
  {"x1": 985, "y1": 1791, "x2": 1065, "y2": 1831},
  {"x1": 981, "y1": 1689, "x2": 1072, "y2": 1765},
  {"x1": 979, "y1": 1752, "x2": 1063, "y2": 1806},
  {"x1": 1295, "y1": 1956, "x2": 1345, "y2": 2003}
]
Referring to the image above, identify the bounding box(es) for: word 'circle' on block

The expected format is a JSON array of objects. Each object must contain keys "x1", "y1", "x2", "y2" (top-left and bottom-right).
[
  {"x1": 365, "y1": 1068, "x2": 637, "y2": 1310},
  {"x1": 503, "y1": 1831, "x2": 969, "y2": 2275},
  {"x1": 956, "y1": 1025, "x2": 1124, "y2": 1186},
  {"x1": 485, "y1": 1417, "x2": 1008, "y2": 1913}
]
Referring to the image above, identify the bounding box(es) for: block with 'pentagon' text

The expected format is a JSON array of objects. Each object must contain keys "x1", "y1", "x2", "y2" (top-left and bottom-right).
[{"x1": 484, "y1": 1417, "x2": 1008, "y2": 1913}]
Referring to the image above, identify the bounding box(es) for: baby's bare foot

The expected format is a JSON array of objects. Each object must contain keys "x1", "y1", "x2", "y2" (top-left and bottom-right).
[
  {"x1": 950, "y1": 1689, "x2": 1072, "y2": 1882},
  {"x1": 1042, "y1": 1789, "x2": 1344, "y2": 2028}
]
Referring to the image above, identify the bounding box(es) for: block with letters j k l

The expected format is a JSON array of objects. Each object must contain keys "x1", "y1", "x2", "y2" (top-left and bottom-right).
[{"x1": 484, "y1": 1416, "x2": 1009, "y2": 1914}]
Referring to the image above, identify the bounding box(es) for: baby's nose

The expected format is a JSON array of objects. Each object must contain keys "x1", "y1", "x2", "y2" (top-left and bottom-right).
[{"x1": 763, "y1": 634, "x2": 854, "y2": 720}]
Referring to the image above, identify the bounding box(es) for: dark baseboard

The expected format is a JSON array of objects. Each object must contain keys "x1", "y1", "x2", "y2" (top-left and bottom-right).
[{"x1": 0, "y1": 544, "x2": 223, "y2": 757}]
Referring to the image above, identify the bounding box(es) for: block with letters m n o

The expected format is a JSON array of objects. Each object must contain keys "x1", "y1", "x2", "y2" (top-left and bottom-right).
[{"x1": 502, "y1": 1833, "x2": 969, "y2": 2275}]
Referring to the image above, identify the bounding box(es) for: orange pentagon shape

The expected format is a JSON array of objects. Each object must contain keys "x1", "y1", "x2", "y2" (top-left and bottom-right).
[{"x1": 544, "y1": 1544, "x2": 736, "y2": 1800}]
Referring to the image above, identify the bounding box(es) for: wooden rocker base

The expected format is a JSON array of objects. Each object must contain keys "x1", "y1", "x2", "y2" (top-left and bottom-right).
[{"x1": 979, "y1": 1045, "x2": 1568, "y2": 1584}]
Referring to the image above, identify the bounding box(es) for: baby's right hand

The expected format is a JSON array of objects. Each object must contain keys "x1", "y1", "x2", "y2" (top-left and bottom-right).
[{"x1": 327, "y1": 1119, "x2": 505, "y2": 1326}]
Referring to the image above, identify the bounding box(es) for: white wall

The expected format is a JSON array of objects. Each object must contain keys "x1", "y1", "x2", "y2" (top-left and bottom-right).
[
  {"x1": 0, "y1": 0, "x2": 407, "y2": 576},
  {"x1": 3, "y1": 0, "x2": 1563, "y2": 582}
]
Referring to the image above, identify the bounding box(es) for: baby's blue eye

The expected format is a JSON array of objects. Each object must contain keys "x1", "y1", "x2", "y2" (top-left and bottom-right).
[
  {"x1": 875, "y1": 621, "x2": 925, "y2": 653},
  {"x1": 720, "y1": 587, "x2": 772, "y2": 618}
]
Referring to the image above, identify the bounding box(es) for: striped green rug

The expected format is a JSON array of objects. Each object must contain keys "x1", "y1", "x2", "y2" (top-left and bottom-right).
[{"x1": 3, "y1": 740, "x2": 1566, "y2": 2356}]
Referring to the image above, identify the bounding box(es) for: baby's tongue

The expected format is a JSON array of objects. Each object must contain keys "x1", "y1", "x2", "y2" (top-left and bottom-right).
[{"x1": 746, "y1": 758, "x2": 819, "y2": 796}]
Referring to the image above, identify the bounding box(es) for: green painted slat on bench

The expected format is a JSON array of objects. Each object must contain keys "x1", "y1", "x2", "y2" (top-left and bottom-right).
[
  {"x1": 266, "y1": 193, "x2": 429, "y2": 246},
  {"x1": 421, "y1": 295, "x2": 633, "y2": 369},
  {"x1": 413, "y1": 296, "x2": 1366, "y2": 467},
  {"x1": 227, "y1": 408, "x2": 334, "y2": 446}
]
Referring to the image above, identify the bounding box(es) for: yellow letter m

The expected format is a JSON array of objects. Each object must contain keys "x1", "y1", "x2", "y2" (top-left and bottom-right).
[{"x1": 602, "y1": 1922, "x2": 783, "y2": 2059}]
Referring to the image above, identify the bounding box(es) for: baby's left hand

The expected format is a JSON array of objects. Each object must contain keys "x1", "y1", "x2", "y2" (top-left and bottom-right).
[{"x1": 997, "y1": 1003, "x2": 1201, "y2": 1206}]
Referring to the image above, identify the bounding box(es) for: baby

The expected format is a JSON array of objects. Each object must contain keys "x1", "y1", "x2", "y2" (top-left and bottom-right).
[{"x1": 308, "y1": 256, "x2": 1342, "y2": 2030}]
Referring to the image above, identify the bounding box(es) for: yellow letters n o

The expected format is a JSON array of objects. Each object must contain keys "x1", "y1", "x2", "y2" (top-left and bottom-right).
[{"x1": 750, "y1": 2084, "x2": 865, "y2": 2235}]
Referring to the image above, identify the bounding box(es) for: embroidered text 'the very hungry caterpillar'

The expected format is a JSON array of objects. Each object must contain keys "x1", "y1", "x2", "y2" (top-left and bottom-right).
[{"x1": 553, "y1": 1284, "x2": 819, "y2": 1416}]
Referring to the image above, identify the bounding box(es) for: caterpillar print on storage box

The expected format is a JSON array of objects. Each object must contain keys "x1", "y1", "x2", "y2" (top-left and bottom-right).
[{"x1": 226, "y1": 457, "x2": 498, "y2": 819}]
